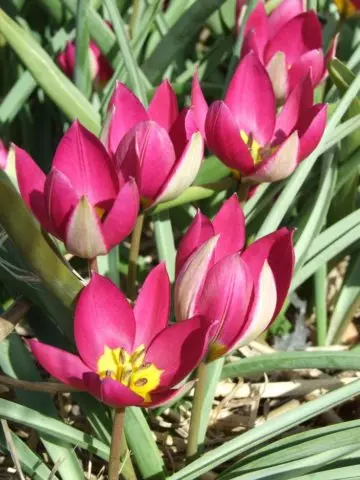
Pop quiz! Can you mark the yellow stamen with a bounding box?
[334,0,357,17]
[240,131,263,165]
[207,342,228,362]
[97,344,163,402]
[95,206,106,220]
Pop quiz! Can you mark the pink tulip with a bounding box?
[29,266,213,407]
[0,141,8,170]
[57,40,113,86]
[237,0,336,102]
[192,52,327,183]
[15,121,139,259]
[175,195,294,361]
[101,81,204,206]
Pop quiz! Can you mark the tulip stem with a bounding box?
[127,213,144,300]
[89,257,98,274]
[108,407,126,480]
[237,181,250,207]
[187,362,208,458]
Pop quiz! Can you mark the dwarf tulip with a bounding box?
[29,266,212,407]
[15,121,139,259]
[101,80,204,206]
[192,52,327,183]
[236,0,336,102]
[175,195,294,361]
[58,40,113,86]
[334,0,360,16]
[0,141,7,170]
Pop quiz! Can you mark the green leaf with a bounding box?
[153,211,176,281]
[0,9,100,133]
[74,0,91,97]
[314,264,328,346]
[193,156,230,186]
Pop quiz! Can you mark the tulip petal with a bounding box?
[153,132,204,205]
[83,373,143,407]
[28,339,88,389]
[105,82,148,154]
[175,236,219,322]
[65,196,107,258]
[267,0,305,40]
[212,194,246,262]
[247,131,299,183]
[0,141,7,170]
[205,101,254,174]
[243,1,268,59]
[225,53,276,146]
[57,42,76,78]
[322,36,338,83]
[44,168,78,238]
[149,383,194,408]
[146,316,212,388]
[169,108,192,158]
[265,12,322,66]
[175,211,215,276]
[197,254,253,357]
[266,52,289,104]
[297,104,327,161]
[53,121,118,205]
[275,73,313,140]
[191,71,208,137]
[102,179,139,250]
[75,273,135,370]
[15,145,54,233]
[134,264,171,347]
[288,50,325,92]
[148,79,179,132]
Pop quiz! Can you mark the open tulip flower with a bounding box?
[101,80,204,206]
[236,0,336,102]
[15,120,139,259]
[175,195,294,361]
[58,39,113,86]
[29,266,213,407]
[192,52,327,183]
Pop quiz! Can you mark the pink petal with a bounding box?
[247,131,299,183]
[65,196,107,258]
[225,52,276,146]
[175,211,215,276]
[153,132,204,205]
[146,316,212,388]
[116,121,176,201]
[288,50,325,91]
[14,145,54,233]
[275,73,313,140]
[83,374,143,407]
[134,263,171,348]
[265,12,322,66]
[197,254,253,357]
[28,339,88,390]
[170,108,193,158]
[321,35,338,83]
[268,0,305,40]
[44,168,78,238]
[105,82,148,155]
[242,29,264,60]
[175,236,219,322]
[148,79,179,132]
[205,101,254,174]
[297,104,327,161]
[89,41,113,84]
[191,70,208,138]
[0,141,8,170]
[243,1,269,60]
[57,42,75,78]
[74,273,136,370]
[212,194,246,262]
[266,52,289,104]
[101,179,139,250]
[53,121,118,206]
[242,228,294,319]
[148,383,193,408]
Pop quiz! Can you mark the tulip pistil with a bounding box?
[240,131,275,166]
[97,345,163,402]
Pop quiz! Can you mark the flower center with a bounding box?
[95,206,106,220]
[240,131,274,165]
[97,345,163,402]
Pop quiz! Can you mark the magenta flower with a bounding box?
[192,52,327,183]
[29,266,212,407]
[175,195,294,360]
[58,40,113,86]
[237,0,336,102]
[101,80,204,206]
[15,121,139,259]
[0,141,8,170]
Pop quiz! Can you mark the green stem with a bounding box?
[127,213,145,300]
[237,181,250,208]
[130,0,141,38]
[108,407,125,480]
[186,362,208,458]
[315,264,328,346]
